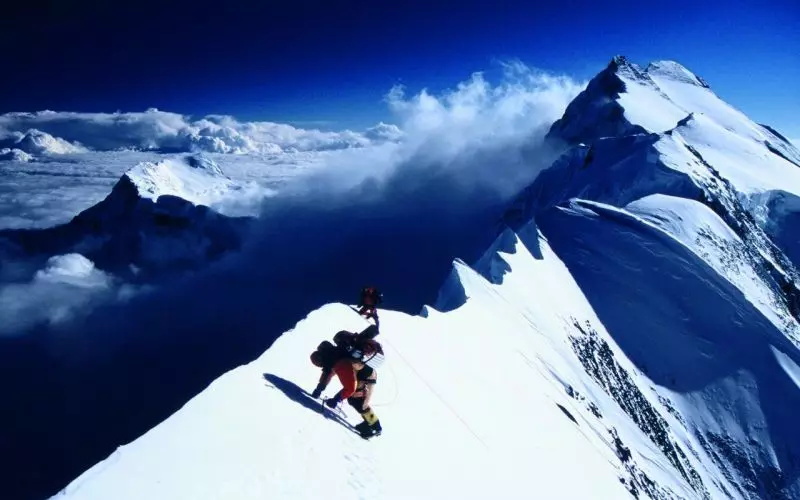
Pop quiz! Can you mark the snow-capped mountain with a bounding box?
[517,56,800,498]
[16,56,800,500]
[0,154,252,280]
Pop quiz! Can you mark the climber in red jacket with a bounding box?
[310,330,384,439]
[322,357,382,438]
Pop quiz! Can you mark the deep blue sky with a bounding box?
[3,0,798,138]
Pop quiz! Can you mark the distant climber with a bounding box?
[309,327,385,438]
[357,286,383,326]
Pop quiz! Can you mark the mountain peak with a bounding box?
[607,55,650,82]
[609,55,636,70]
[548,56,728,145]
[124,155,234,206]
[545,56,656,144]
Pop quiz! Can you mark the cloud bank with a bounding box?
[0,110,403,156]
[0,61,581,162]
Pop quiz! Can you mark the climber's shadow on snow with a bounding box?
[262,373,355,433]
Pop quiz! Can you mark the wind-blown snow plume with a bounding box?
[306,61,584,195]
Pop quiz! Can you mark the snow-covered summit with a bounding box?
[548,56,800,168]
[123,154,234,206]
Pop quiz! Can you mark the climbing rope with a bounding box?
[372,352,399,407]
[382,337,489,450]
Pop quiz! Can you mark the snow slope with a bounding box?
[55,230,712,500]
[538,200,800,499]
[529,56,800,498]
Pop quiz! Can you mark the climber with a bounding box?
[358,286,383,327]
[309,326,383,377]
[310,328,384,395]
[323,357,383,438]
[309,329,385,438]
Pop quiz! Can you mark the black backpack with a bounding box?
[309,340,341,369]
[311,325,385,370]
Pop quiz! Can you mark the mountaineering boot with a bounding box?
[359,420,382,439]
[325,393,343,409]
[357,408,382,438]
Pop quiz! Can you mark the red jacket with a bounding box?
[320,359,377,401]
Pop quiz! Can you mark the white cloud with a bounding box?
[0,148,33,162]
[0,62,583,163]
[0,108,398,156]
[363,122,404,142]
[0,254,121,335]
[301,60,586,198]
